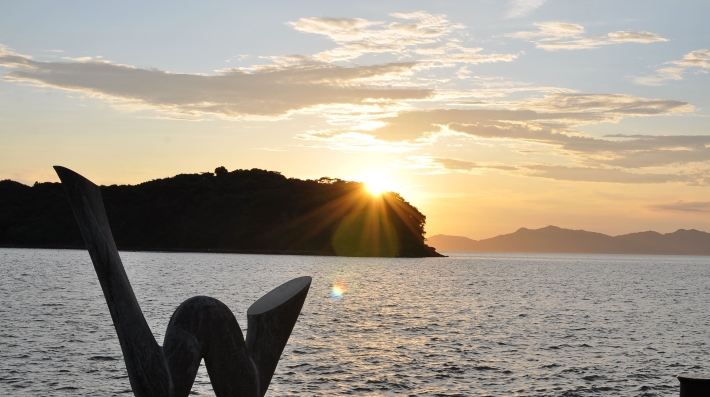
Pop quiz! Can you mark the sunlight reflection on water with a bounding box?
[1,249,709,396]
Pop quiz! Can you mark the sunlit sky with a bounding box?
[2,0,710,239]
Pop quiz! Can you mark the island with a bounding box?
[0,167,441,257]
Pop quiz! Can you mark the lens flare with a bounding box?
[331,281,346,298]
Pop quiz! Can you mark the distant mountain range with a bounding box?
[427,226,710,256]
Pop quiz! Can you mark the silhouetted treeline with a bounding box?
[0,167,441,257]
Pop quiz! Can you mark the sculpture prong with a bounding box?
[54,166,169,397]
[246,276,311,396]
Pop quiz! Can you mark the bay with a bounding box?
[1,248,708,396]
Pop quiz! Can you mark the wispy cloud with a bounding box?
[400,156,518,172]
[514,93,691,121]
[634,49,710,85]
[509,22,668,51]
[61,56,95,62]
[0,46,430,118]
[396,156,706,185]
[598,136,710,168]
[646,200,710,212]
[289,12,518,66]
[298,130,422,153]
[525,165,705,184]
[506,0,548,19]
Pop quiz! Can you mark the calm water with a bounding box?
[1,249,709,396]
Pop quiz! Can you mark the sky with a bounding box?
[1,0,710,239]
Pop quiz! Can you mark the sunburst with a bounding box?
[361,171,395,196]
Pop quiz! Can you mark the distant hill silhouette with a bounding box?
[428,225,710,255]
[0,167,441,257]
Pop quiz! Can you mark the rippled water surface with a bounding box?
[1,249,709,396]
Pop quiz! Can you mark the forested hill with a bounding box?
[0,167,441,257]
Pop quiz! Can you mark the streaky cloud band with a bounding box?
[0,46,430,118]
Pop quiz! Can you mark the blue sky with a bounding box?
[2,0,709,238]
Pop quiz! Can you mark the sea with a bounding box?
[1,248,709,396]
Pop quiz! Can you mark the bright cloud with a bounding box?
[634,49,710,85]
[289,12,518,66]
[289,13,456,62]
[509,22,668,51]
[506,0,548,19]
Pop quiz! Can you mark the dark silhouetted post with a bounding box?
[54,166,311,397]
[677,373,710,396]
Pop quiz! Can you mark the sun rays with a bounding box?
[257,175,427,257]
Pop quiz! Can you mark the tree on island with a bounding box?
[0,167,441,257]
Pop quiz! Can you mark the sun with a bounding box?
[361,171,394,196]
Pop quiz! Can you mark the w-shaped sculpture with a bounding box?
[55,166,311,397]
